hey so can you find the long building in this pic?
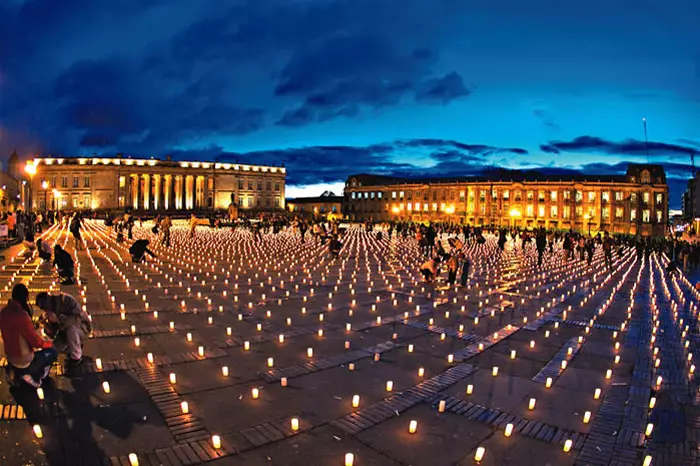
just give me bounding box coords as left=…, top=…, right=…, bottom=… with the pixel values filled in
left=23, top=156, right=286, bottom=213
left=344, top=164, right=668, bottom=236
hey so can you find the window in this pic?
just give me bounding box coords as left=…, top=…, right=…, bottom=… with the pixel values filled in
left=576, top=206, right=583, bottom=217
left=248, top=181, right=253, bottom=190
left=39, top=199, right=45, bottom=210
left=370, top=192, right=375, bottom=199
left=407, top=203, right=412, bottom=211
left=615, top=207, right=623, bottom=219
left=72, top=195, right=79, bottom=208
left=492, top=190, right=498, bottom=199
left=239, top=180, right=244, bottom=189
left=60, top=197, right=67, bottom=209
left=538, top=205, right=545, bottom=217
left=257, top=181, right=262, bottom=190
left=655, top=193, right=663, bottom=205
left=480, top=190, right=486, bottom=201
left=503, top=190, right=509, bottom=200
left=275, top=182, right=280, bottom=191
left=433, top=191, right=438, bottom=201
left=351, top=192, right=356, bottom=199
left=84, top=194, right=90, bottom=208
left=208, top=178, right=214, bottom=190
left=363, top=192, right=368, bottom=199
left=615, top=191, right=623, bottom=201
left=631, top=209, right=637, bottom=221
left=266, top=198, right=271, bottom=207
left=432, top=203, right=438, bottom=211
left=587, top=192, right=595, bottom=202
left=630, top=193, right=637, bottom=203
left=51, top=176, right=57, bottom=188
left=73, top=176, right=79, bottom=188
left=407, top=192, right=412, bottom=200
left=392, top=191, right=397, bottom=199
left=563, top=206, right=570, bottom=219
left=399, top=191, right=404, bottom=199
left=602, top=207, right=610, bottom=221
left=538, top=190, right=545, bottom=202
left=550, top=191, right=557, bottom=202
left=642, top=209, right=650, bottom=223
left=550, top=205, right=558, bottom=218
left=526, top=205, right=534, bottom=217
left=527, top=191, right=534, bottom=201
left=61, top=176, right=68, bottom=188
left=656, top=211, right=663, bottom=223
left=641, top=170, right=651, bottom=184
left=480, top=204, right=486, bottom=214
left=563, top=190, right=571, bottom=200
left=514, top=190, right=522, bottom=201
left=602, top=192, right=610, bottom=202
left=275, top=197, right=280, bottom=207
left=575, top=190, right=582, bottom=202
left=460, top=191, right=465, bottom=201
left=423, top=203, right=428, bottom=212
left=414, top=202, right=420, bottom=211
left=377, top=192, right=382, bottom=199
left=84, top=176, right=90, bottom=188
left=643, top=192, right=650, bottom=204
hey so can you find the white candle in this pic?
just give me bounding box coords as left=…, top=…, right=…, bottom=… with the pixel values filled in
left=418, top=367, right=425, bottom=377
left=281, top=377, right=288, bottom=386
left=102, top=381, right=111, bottom=394
left=528, top=398, right=536, bottom=410
left=408, top=420, right=417, bottom=434
left=33, top=424, right=43, bottom=439
left=492, top=367, right=499, bottom=376
left=37, top=388, right=44, bottom=400
left=475, top=446, right=485, bottom=461
left=504, top=423, right=513, bottom=437
left=438, top=400, right=446, bottom=412
left=563, top=439, right=572, bottom=452
left=252, top=388, right=260, bottom=399
left=212, top=435, right=221, bottom=449
left=96, top=358, right=103, bottom=370
left=344, top=453, right=354, bottom=466
left=222, top=366, right=229, bottom=377
left=466, top=384, right=473, bottom=395
left=181, top=401, right=189, bottom=413
left=198, top=346, right=205, bottom=357
left=291, top=418, right=299, bottom=431
left=583, top=411, right=591, bottom=423
left=267, top=357, right=274, bottom=367
left=386, top=381, right=393, bottom=391
left=307, top=348, right=313, bottom=358
left=169, top=373, right=176, bottom=384
left=244, top=341, right=250, bottom=350
left=352, top=395, right=360, bottom=408
left=147, top=353, right=154, bottom=364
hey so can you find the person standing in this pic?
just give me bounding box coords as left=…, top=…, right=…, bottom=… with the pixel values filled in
left=70, top=213, right=83, bottom=250
left=0, top=284, right=57, bottom=388
left=161, top=216, right=172, bottom=247
left=35, top=291, right=92, bottom=370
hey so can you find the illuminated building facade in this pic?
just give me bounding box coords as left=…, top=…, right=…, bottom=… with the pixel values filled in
left=344, top=164, right=669, bottom=236
left=25, top=156, right=286, bottom=212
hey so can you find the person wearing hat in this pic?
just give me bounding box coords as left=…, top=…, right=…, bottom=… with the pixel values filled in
left=35, top=291, right=91, bottom=369
left=0, top=284, right=56, bottom=388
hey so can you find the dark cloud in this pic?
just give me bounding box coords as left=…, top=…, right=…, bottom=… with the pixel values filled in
left=533, top=108, right=561, bottom=131
left=414, top=72, right=470, bottom=104
left=540, top=136, right=698, bottom=159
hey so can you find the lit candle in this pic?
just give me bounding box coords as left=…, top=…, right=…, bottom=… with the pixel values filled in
left=352, top=395, right=360, bottom=408
left=134, top=337, right=140, bottom=347
left=438, top=400, right=446, bottom=412
left=33, top=424, right=43, bottom=439
left=291, top=417, right=300, bottom=431
left=186, top=332, right=193, bottom=342
left=466, top=384, right=473, bottom=395
left=348, top=363, right=355, bottom=371
left=605, top=369, right=612, bottom=379
left=227, top=327, right=232, bottom=336
left=181, top=401, right=189, bottom=414
left=222, top=366, right=229, bottom=377
left=37, top=388, right=44, bottom=400
left=281, top=377, right=288, bottom=387
left=475, top=446, right=485, bottom=462
left=169, top=373, right=177, bottom=384
left=408, top=344, right=414, bottom=353
left=345, top=453, right=354, bottom=466
left=545, top=377, right=553, bottom=388
left=563, top=439, right=572, bottom=452
left=212, top=435, right=221, bottom=449
left=169, top=321, right=175, bottom=330
left=96, top=358, right=103, bottom=371
left=418, top=367, right=425, bottom=377
left=102, top=381, right=111, bottom=394
left=244, top=341, right=250, bottom=351
left=649, top=397, right=656, bottom=409
left=147, top=353, right=154, bottom=364
left=492, top=366, right=499, bottom=376
left=198, top=346, right=205, bottom=357
left=386, top=381, right=393, bottom=391
left=594, top=388, right=601, bottom=399
left=252, top=388, right=260, bottom=399
left=408, top=420, right=418, bottom=434
left=128, top=454, right=139, bottom=466
left=504, top=423, right=513, bottom=437
left=528, top=398, right=536, bottom=410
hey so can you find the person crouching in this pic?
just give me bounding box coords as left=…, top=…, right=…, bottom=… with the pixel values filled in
left=36, top=238, right=52, bottom=261
left=129, top=239, right=156, bottom=263
left=35, top=291, right=92, bottom=371
left=420, top=257, right=439, bottom=283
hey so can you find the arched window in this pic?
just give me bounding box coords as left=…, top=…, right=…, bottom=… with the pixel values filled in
left=641, top=170, right=651, bottom=184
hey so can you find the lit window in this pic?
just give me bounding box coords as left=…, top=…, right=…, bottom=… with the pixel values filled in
left=423, top=203, right=428, bottom=211
left=563, top=190, right=571, bottom=200
left=527, top=191, right=534, bottom=201
left=602, top=192, right=609, bottom=202
left=392, top=191, right=397, bottom=199
left=576, top=206, right=583, bottom=217
left=351, top=192, right=356, bottom=199
left=399, top=191, right=404, bottom=199
left=642, top=209, right=650, bottom=222
left=602, top=207, right=610, bottom=220
left=84, top=176, right=90, bottom=188
left=538, top=206, right=545, bottom=217
left=480, top=204, right=486, bottom=214
left=414, top=202, right=420, bottom=211
left=538, top=190, right=545, bottom=202
left=550, top=206, right=558, bottom=218
left=550, top=191, right=557, bottom=202
left=615, top=207, right=623, bottom=218
left=407, top=203, right=412, bottom=211
left=655, top=193, right=663, bottom=205
left=630, top=193, right=637, bottom=203
left=72, top=195, right=79, bottom=208
left=480, top=190, right=486, bottom=201
left=370, top=192, right=374, bottom=199
left=563, top=206, right=570, bottom=219
left=615, top=191, right=623, bottom=201
left=119, top=176, right=126, bottom=188
left=84, top=194, right=90, bottom=208
left=587, top=192, right=595, bottom=202
left=526, top=205, right=534, bottom=217
left=656, top=211, right=662, bottom=223
left=631, top=209, right=637, bottom=221
left=643, top=192, right=650, bottom=204
left=503, top=190, right=509, bottom=200
left=575, top=190, right=582, bottom=202
left=377, top=192, right=382, bottom=199
left=432, top=203, right=438, bottom=211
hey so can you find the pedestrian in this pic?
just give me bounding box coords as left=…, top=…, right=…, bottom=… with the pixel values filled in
left=70, top=213, right=82, bottom=250
left=53, top=244, right=75, bottom=284
left=420, top=257, right=439, bottom=283
left=129, top=239, right=157, bottom=263
left=0, top=284, right=57, bottom=388
left=35, top=291, right=92, bottom=371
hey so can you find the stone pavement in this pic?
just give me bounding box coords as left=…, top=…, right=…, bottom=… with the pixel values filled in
left=0, top=222, right=699, bottom=466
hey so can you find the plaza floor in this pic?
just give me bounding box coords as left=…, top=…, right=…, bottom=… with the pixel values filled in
left=0, top=222, right=699, bottom=466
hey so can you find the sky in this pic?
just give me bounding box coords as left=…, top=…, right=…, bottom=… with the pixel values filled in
left=0, top=0, right=699, bottom=207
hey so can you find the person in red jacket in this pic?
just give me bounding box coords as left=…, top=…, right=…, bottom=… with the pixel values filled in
left=0, top=284, right=56, bottom=388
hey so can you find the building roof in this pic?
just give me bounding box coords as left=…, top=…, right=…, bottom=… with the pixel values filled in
left=286, top=195, right=343, bottom=204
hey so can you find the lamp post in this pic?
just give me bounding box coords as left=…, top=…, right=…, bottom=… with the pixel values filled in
left=24, top=162, right=37, bottom=212
left=41, top=181, right=49, bottom=212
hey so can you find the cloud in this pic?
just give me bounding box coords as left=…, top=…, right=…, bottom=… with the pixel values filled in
left=539, top=136, right=698, bottom=159
left=414, top=72, right=470, bottom=104
left=533, top=108, right=561, bottom=131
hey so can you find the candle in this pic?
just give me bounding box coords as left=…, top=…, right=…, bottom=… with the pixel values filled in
left=386, top=381, right=393, bottom=391
left=438, top=400, right=446, bottom=412
left=645, top=423, right=653, bottom=436
left=227, top=327, right=232, bottom=336
left=492, top=367, right=499, bottom=376
left=96, top=358, right=103, bottom=371
left=466, top=384, right=474, bottom=395
left=102, top=381, right=111, bottom=394
left=563, top=439, right=572, bottom=452
left=267, top=357, right=274, bottom=367
left=131, top=325, right=136, bottom=334
left=198, top=346, right=205, bottom=357
left=530, top=340, right=535, bottom=348
left=649, top=397, right=656, bottom=408
left=169, top=373, right=176, bottom=384
left=128, top=453, right=139, bottom=466
left=545, top=377, right=553, bottom=388
left=33, top=424, right=43, bottom=439
left=583, top=411, right=591, bottom=423
left=212, top=435, right=221, bottom=449
left=134, top=337, right=140, bottom=347
left=291, top=418, right=300, bottom=431
left=222, top=366, right=229, bottom=377
left=345, top=341, right=351, bottom=350
left=186, top=332, right=193, bottom=342
left=147, top=353, right=154, bottom=364
left=528, top=398, right=536, bottom=410
left=348, top=363, right=355, bottom=371
left=374, top=353, right=380, bottom=361
left=643, top=455, right=652, bottom=466
left=244, top=341, right=250, bottom=351
left=169, top=321, right=175, bottom=330
left=561, top=360, right=567, bottom=370
left=252, top=388, right=260, bottom=399
left=344, top=453, right=354, bottom=466
left=475, top=446, right=485, bottom=462
left=418, top=367, right=425, bottom=377
left=605, top=369, right=612, bottom=379
left=504, top=423, right=513, bottom=437
left=408, top=344, right=414, bottom=353
left=352, top=395, right=360, bottom=408
left=181, top=401, right=189, bottom=414
left=37, top=388, right=44, bottom=400
left=408, top=420, right=417, bottom=434
left=594, top=388, right=601, bottom=400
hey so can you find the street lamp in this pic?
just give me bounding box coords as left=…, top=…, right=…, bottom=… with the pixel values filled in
left=509, top=208, right=521, bottom=228
left=52, top=189, right=61, bottom=211
left=24, top=162, right=37, bottom=212
left=41, top=181, right=49, bottom=211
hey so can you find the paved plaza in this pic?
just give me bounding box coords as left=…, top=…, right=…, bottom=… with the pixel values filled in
left=1, top=222, right=699, bottom=466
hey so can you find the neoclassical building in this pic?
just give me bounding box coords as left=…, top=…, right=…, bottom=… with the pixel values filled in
left=25, top=156, right=286, bottom=213
left=344, top=164, right=669, bottom=236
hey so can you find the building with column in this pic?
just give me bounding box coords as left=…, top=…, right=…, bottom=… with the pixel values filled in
left=25, top=156, right=286, bottom=213
left=286, top=191, right=343, bottom=219
left=344, top=164, right=669, bottom=236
